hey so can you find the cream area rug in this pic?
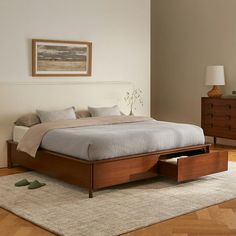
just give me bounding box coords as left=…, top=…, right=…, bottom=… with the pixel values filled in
left=1, top=162, right=236, bottom=236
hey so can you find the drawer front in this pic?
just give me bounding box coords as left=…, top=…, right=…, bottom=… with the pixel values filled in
left=158, top=151, right=228, bottom=182
left=202, top=125, right=236, bottom=139
left=202, top=99, right=231, bottom=116
left=202, top=104, right=224, bottom=116
left=201, top=98, right=236, bottom=139
left=202, top=115, right=228, bottom=127
left=202, top=98, right=236, bottom=106
left=202, top=116, right=236, bottom=127
left=177, top=151, right=228, bottom=182
left=202, top=98, right=236, bottom=116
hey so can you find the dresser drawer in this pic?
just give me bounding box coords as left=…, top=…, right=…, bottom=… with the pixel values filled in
left=202, top=97, right=236, bottom=140
left=157, top=151, right=228, bottom=182
left=230, top=107, right=236, bottom=115
left=202, top=115, right=228, bottom=127
left=202, top=98, right=229, bottom=107
left=203, top=126, right=236, bottom=139
left=202, top=109, right=230, bottom=118
left=202, top=101, right=231, bottom=116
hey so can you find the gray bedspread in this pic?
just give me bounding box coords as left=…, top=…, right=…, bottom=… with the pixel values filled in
left=41, top=120, right=205, bottom=161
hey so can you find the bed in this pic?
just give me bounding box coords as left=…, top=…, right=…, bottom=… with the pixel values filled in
left=8, top=116, right=228, bottom=198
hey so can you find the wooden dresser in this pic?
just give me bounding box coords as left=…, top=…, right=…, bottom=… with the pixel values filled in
left=201, top=97, right=236, bottom=144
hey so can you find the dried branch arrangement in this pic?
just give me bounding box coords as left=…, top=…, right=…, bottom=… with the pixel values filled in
left=124, top=88, right=143, bottom=115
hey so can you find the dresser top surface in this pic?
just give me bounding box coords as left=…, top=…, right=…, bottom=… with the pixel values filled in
left=202, top=96, right=236, bottom=100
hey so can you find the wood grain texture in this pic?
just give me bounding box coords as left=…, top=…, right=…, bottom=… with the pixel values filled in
left=124, top=199, right=236, bottom=236
left=0, top=145, right=236, bottom=236
left=158, top=151, right=228, bottom=182
left=93, top=154, right=159, bottom=189
left=202, top=97, right=236, bottom=140
left=9, top=142, right=92, bottom=189
left=0, top=208, right=55, bottom=236
left=8, top=141, right=212, bottom=197
left=0, top=167, right=26, bottom=177
left=177, top=151, right=228, bottom=182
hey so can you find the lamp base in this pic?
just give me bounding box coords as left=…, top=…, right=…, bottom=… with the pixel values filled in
left=207, top=85, right=223, bottom=98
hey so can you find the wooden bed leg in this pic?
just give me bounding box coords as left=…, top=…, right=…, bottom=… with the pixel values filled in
left=89, top=163, right=94, bottom=198
left=7, top=161, right=13, bottom=169
left=89, top=188, right=93, bottom=198
left=7, top=141, right=13, bottom=168
left=205, top=145, right=210, bottom=153
left=213, top=137, right=217, bottom=146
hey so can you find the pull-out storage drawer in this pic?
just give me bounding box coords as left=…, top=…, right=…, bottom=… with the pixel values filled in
left=157, top=151, right=228, bottom=182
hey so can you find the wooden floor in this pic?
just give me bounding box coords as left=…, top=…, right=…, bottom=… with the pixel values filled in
left=1, top=145, right=236, bottom=236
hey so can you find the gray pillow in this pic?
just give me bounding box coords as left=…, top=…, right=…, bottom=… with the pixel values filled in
left=37, top=107, right=76, bottom=123
left=75, top=110, right=91, bottom=119
left=88, top=105, right=121, bottom=117
left=14, top=113, right=41, bottom=127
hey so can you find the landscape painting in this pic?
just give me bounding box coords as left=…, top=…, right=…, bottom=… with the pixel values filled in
left=32, top=39, right=92, bottom=76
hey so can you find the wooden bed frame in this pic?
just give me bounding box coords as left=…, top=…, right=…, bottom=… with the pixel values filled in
left=7, top=141, right=228, bottom=198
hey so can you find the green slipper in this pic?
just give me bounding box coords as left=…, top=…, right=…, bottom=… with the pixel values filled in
left=15, top=179, right=31, bottom=187
left=28, top=180, right=46, bottom=190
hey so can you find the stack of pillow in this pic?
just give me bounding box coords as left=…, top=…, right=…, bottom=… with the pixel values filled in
left=15, top=105, right=123, bottom=127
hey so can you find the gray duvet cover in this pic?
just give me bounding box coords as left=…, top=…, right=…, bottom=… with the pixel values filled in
left=41, top=120, right=205, bottom=161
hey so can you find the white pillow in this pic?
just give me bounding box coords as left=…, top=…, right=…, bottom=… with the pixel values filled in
left=37, top=107, right=76, bottom=123
left=88, top=105, right=121, bottom=117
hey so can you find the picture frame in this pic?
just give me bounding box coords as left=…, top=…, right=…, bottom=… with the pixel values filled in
left=32, top=39, right=92, bottom=77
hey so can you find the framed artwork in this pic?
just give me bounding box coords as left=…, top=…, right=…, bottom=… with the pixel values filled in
left=32, top=39, right=92, bottom=77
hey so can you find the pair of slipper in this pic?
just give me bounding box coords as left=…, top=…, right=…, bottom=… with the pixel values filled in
left=15, top=179, right=46, bottom=189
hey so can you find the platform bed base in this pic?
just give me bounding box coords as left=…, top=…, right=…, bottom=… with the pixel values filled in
left=7, top=141, right=228, bottom=198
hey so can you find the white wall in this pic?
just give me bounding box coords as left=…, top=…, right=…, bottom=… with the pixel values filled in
left=0, top=0, right=150, bottom=167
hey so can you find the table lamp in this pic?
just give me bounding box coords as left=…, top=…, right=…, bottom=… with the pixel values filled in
left=205, top=65, right=225, bottom=97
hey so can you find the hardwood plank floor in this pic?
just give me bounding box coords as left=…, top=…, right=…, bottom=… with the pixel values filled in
left=0, top=167, right=27, bottom=177
left=0, top=145, right=236, bottom=236
left=124, top=199, right=236, bottom=236
left=0, top=208, right=55, bottom=236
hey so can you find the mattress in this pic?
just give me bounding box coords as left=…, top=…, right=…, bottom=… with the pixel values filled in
left=41, top=120, right=205, bottom=161
left=13, top=126, right=29, bottom=143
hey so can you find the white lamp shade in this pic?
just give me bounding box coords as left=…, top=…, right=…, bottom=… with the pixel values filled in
left=205, top=65, right=225, bottom=86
